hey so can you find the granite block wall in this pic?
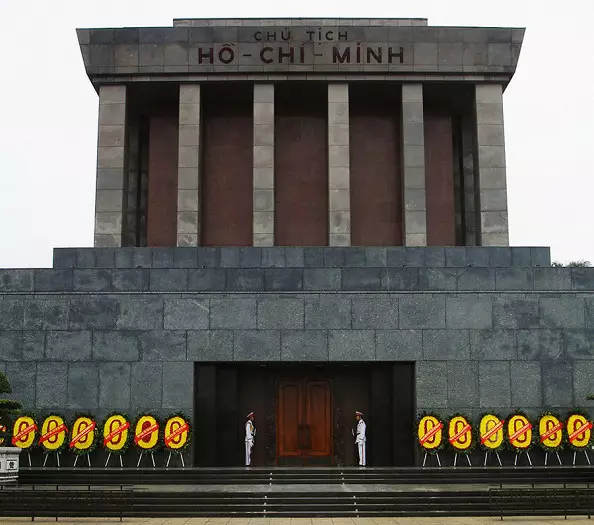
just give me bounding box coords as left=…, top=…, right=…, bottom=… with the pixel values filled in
left=1, top=246, right=593, bottom=425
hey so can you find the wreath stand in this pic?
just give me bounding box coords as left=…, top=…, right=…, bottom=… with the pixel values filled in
left=42, top=452, right=60, bottom=467
left=483, top=451, right=503, bottom=467
left=137, top=451, right=156, bottom=468
left=73, top=454, right=91, bottom=467
left=105, top=452, right=124, bottom=467
left=572, top=449, right=591, bottom=465
left=513, top=450, right=532, bottom=466
left=544, top=451, right=562, bottom=466
left=453, top=452, right=472, bottom=467
left=422, top=452, right=441, bottom=467
left=166, top=451, right=186, bottom=468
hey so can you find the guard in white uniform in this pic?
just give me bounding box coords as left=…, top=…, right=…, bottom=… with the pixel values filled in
left=354, top=411, right=366, bottom=466
left=245, top=412, right=256, bottom=466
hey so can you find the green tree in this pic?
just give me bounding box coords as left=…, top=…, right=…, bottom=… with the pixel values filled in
left=551, top=260, right=592, bottom=268
left=0, top=371, right=22, bottom=445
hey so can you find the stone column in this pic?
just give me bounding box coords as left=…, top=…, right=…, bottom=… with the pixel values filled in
left=475, top=84, right=509, bottom=246
left=401, top=84, right=427, bottom=246
left=95, top=85, right=126, bottom=247
left=177, top=84, right=201, bottom=247
left=253, top=84, right=275, bottom=246
left=328, top=84, right=351, bottom=246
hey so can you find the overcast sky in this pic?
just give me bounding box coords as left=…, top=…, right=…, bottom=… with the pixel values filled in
left=0, top=0, right=592, bottom=268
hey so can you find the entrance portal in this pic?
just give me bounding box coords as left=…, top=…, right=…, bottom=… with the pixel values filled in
left=277, top=378, right=332, bottom=465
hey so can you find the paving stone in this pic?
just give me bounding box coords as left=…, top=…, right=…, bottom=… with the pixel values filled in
left=36, top=362, right=68, bottom=408
left=0, top=269, right=34, bottom=291
left=304, top=295, right=351, bottom=329
left=375, top=330, right=422, bottom=360
left=197, top=248, right=219, bottom=268
left=399, top=295, right=446, bottom=329
left=447, top=361, right=479, bottom=407
left=150, top=269, right=188, bottom=291
left=117, top=296, right=164, bottom=329
left=132, top=247, right=153, bottom=268
left=76, top=248, right=96, bottom=268
left=69, top=297, right=118, bottom=329
left=34, top=269, right=73, bottom=291
left=511, top=247, right=531, bottom=267
left=0, top=331, right=22, bottom=361
left=423, top=330, right=470, bottom=360
left=533, top=268, right=571, bottom=291
left=542, top=360, right=573, bottom=407
left=571, top=268, right=594, bottom=291
left=562, top=330, right=593, bottom=359
left=479, top=361, right=510, bottom=408
left=99, top=362, right=131, bottom=409
left=465, top=247, right=490, bottom=268
left=151, top=248, right=174, bottom=268
left=164, top=298, right=209, bottom=329
left=188, top=269, right=226, bottom=291
left=131, top=362, right=163, bottom=410
left=328, top=330, right=375, bottom=360
left=163, top=362, right=193, bottom=409
left=112, top=269, right=150, bottom=291
left=470, top=330, right=517, bottom=360
left=210, top=297, right=257, bottom=329
left=418, top=268, right=457, bottom=291
left=352, top=296, right=398, bottom=329
left=495, top=268, right=534, bottom=290
left=138, top=330, right=186, bottom=361
left=234, top=330, right=280, bottom=360
left=304, top=247, right=324, bottom=267
left=173, top=247, right=198, bottom=268
left=73, top=269, right=112, bottom=291
left=386, top=247, right=407, bottom=267
left=187, top=330, right=234, bottom=361
left=220, top=247, right=240, bottom=268
left=114, top=248, right=134, bottom=268
left=261, top=247, right=286, bottom=268
left=0, top=298, right=23, bottom=329
left=539, top=297, right=584, bottom=328
left=416, top=361, right=448, bottom=409
left=457, top=268, right=495, bottom=290
left=93, top=331, right=140, bottom=361
left=365, top=247, right=387, bottom=267
left=5, top=362, right=36, bottom=408
left=342, top=269, right=381, bottom=291
left=53, top=248, right=77, bottom=268
left=285, top=247, right=304, bottom=268
left=46, top=331, right=92, bottom=361
left=445, top=247, right=466, bottom=267
left=517, top=329, right=563, bottom=360
left=68, top=363, right=99, bottom=410
left=95, top=248, right=116, bottom=268
left=510, top=361, right=542, bottom=407
left=226, top=269, right=264, bottom=291
left=446, top=296, right=492, bottom=329
left=493, top=296, right=539, bottom=329
left=22, top=331, right=45, bottom=360
left=405, top=247, right=426, bottom=267
left=264, top=269, right=303, bottom=291
left=344, top=247, right=367, bottom=268
left=303, top=269, right=341, bottom=290
left=258, top=297, right=304, bottom=329
left=381, top=268, right=419, bottom=291
left=281, top=330, right=328, bottom=361
left=425, top=247, right=446, bottom=267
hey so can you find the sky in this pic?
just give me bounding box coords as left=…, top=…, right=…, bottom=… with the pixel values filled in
left=0, top=0, right=592, bottom=268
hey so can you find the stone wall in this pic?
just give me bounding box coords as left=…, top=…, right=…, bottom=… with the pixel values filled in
left=1, top=247, right=593, bottom=425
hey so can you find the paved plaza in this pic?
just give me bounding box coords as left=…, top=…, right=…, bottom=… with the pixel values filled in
left=2, top=517, right=593, bottom=524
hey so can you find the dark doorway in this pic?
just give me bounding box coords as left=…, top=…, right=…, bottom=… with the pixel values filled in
left=277, top=377, right=332, bottom=465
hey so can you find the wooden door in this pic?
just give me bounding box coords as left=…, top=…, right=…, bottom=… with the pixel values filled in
left=277, top=378, right=332, bottom=465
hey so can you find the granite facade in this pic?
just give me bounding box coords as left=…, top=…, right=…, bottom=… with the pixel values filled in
left=1, top=246, right=593, bottom=425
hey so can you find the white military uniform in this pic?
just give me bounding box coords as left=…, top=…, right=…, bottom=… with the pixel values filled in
left=245, top=416, right=255, bottom=466
left=355, top=414, right=367, bottom=466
